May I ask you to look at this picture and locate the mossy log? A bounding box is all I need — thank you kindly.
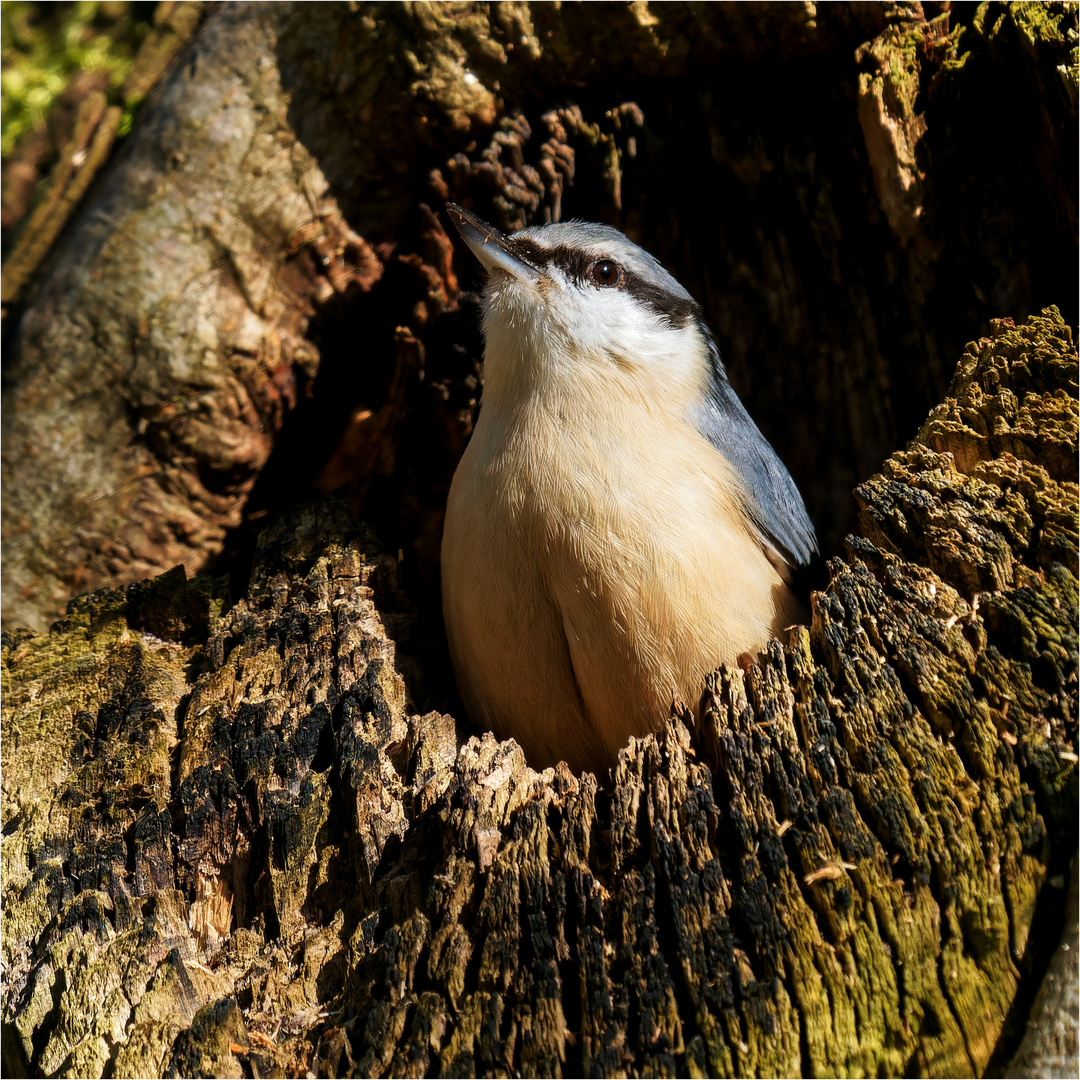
[2,311,1076,1078]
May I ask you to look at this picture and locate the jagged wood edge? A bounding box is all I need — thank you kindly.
[2,311,1076,1078]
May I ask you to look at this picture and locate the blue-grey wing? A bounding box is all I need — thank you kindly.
[691,327,818,578]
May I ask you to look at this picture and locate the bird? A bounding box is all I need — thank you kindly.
[441,202,817,776]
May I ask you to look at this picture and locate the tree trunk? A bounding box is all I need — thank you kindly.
[2,309,1076,1078]
[1,3,1077,1077]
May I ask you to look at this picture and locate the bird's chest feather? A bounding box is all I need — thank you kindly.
[442,377,795,768]
[455,397,760,635]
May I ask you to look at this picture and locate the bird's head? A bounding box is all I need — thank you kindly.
[446,203,711,411]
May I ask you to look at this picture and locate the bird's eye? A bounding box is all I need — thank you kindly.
[589,259,621,287]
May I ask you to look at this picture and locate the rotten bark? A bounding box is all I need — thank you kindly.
[2,311,1076,1077]
[3,2,1076,630]
[1,3,1077,1077]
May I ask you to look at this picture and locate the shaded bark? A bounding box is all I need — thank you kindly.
[1,3,1077,1077]
[2,1,1076,631]
[2,310,1076,1078]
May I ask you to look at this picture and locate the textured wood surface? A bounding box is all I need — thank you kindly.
[2,3,1076,1076]
[3,311,1075,1078]
[3,2,1075,633]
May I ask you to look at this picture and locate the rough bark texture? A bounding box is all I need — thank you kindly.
[3,1,1076,632]
[2,3,1077,1077]
[2,310,1076,1077]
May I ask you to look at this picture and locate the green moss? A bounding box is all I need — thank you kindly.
[984,0,1076,49]
[971,0,1079,85]
[0,1,151,156]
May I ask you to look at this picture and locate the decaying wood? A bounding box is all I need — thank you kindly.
[2,310,1076,1078]
[3,1,1076,633]
[1,3,1076,1076]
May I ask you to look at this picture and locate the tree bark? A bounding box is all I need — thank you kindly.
[1,3,1077,1077]
[2,310,1076,1077]
[3,1,1076,630]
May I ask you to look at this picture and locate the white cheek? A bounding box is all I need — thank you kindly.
[565,291,705,395]
[480,276,706,413]
[483,276,570,367]
[482,278,531,334]
[483,302,536,365]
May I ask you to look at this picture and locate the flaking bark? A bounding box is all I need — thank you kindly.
[2,310,1076,1078]
[1,3,1077,1077]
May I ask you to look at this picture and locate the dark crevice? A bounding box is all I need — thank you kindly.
[27,963,67,1072]
[556,919,585,1079]
[1,1022,33,1080]
[983,857,1075,1076]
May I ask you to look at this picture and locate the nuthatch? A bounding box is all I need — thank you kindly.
[442,203,817,775]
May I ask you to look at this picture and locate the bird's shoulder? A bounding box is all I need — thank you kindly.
[691,326,818,577]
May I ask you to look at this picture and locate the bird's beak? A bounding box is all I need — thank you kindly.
[446,203,544,286]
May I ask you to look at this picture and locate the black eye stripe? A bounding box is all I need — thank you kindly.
[506,239,694,328]
[509,240,592,280]
[622,277,695,329]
